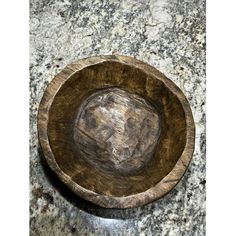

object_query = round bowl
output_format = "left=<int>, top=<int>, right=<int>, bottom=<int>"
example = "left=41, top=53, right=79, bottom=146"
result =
left=38, top=55, right=195, bottom=208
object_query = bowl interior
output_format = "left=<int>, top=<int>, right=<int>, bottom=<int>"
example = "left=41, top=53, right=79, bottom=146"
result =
left=48, top=61, right=187, bottom=197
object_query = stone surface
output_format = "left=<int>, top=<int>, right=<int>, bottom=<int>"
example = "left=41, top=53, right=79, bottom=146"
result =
left=30, top=0, right=206, bottom=235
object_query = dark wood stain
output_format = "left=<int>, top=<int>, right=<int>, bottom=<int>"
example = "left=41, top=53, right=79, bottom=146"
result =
left=37, top=55, right=195, bottom=208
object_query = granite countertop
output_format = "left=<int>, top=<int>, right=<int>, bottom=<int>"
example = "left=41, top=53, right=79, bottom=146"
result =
left=30, top=0, right=206, bottom=235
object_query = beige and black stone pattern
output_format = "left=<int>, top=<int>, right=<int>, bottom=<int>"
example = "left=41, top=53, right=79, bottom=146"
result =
left=30, top=0, right=206, bottom=235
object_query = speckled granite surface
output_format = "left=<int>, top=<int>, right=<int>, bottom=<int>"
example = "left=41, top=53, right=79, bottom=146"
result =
left=30, top=0, right=206, bottom=235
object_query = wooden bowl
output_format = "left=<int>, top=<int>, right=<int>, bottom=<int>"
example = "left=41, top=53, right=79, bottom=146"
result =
left=38, top=55, right=195, bottom=208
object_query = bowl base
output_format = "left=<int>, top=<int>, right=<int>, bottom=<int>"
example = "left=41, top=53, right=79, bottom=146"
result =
left=73, top=87, right=161, bottom=175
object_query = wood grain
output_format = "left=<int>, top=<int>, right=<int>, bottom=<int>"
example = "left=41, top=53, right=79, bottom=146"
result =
left=74, top=87, right=161, bottom=176
left=37, top=55, right=195, bottom=208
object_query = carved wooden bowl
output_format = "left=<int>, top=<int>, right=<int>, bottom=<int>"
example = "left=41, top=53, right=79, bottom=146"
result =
left=38, top=55, right=195, bottom=208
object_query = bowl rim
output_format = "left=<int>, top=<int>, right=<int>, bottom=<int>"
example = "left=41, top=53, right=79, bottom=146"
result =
left=37, top=54, right=195, bottom=208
